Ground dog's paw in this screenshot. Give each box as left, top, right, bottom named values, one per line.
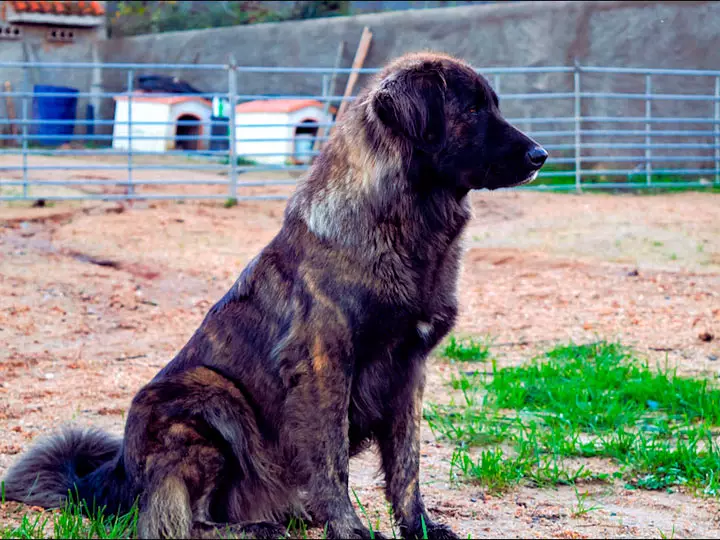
left=402, top=521, right=460, bottom=540
left=425, top=522, right=460, bottom=540
left=327, top=525, right=387, bottom=539
left=230, top=521, right=288, bottom=539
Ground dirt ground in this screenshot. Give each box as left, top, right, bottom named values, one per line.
left=1, top=177, right=719, bottom=538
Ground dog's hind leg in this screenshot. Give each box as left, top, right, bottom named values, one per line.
left=127, top=368, right=291, bottom=539
left=138, top=476, right=193, bottom=539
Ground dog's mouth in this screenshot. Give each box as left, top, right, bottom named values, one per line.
left=513, top=170, right=539, bottom=187
left=484, top=169, right=539, bottom=190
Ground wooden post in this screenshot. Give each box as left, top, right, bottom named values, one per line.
left=3, top=81, right=18, bottom=139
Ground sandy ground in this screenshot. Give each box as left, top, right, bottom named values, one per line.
left=1, top=177, right=719, bottom=538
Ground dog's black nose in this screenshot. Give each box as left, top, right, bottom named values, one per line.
left=526, top=146, right=548, bottom=168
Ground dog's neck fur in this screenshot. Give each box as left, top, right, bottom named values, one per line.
left=286, top=99, right=472, bottom=261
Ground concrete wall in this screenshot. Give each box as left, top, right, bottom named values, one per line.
left=99, top=1, right=720, bottom=95
left=0, top=24, right=105, bottom=142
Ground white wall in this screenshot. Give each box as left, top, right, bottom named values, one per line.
left=235, top=112, right=293, bottom=165
left=112, top=98, right=212, bottom=152
left=235, top=106, right=332, bottom=165
left=112, top=99, right=170, bottom=153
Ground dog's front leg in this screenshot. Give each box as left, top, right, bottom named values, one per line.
left=283, top=341, right=377, bottom=539
left=377, top=362, right=458, bottom=540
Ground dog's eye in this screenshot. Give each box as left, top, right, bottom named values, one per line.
left=467, top=106, right=478, bottom=114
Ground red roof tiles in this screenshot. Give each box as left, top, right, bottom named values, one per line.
left=10, top=1, right=105, bottom=16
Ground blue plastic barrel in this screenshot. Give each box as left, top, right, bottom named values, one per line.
left=31, top=85, right=79, bottom=146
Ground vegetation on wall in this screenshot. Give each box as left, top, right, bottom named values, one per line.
left=107, top=1, right=351, bottom=37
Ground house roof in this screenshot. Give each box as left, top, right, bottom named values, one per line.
left=113, top=93, right=211, bottom=107
left=235, top=99, right=332, bottom=114
left=8, top=1, right=105, bottom=16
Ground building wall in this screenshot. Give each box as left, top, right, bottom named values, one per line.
left=112, top=98, right=212, bottom=152
left=236, top=106, right=331, bottom=165
left=99, top=1, right=720, bottom=98
left=112, top=99, right=171, bottom=153
left=0, top=17, right=106, bottom=142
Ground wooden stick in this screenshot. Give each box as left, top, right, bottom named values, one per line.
left=4, top=81, right=18, bottom=138
left=335, top=26, right=372, bottom=123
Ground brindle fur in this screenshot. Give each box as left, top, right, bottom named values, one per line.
left=3, top=52, right=546, bottom=539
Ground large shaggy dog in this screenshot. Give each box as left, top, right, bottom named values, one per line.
left=3, top=52, right=547, bottom=539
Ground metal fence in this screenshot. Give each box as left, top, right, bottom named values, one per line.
left=1, top=60, right=719, bottom=202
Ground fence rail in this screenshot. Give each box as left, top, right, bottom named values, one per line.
left=1, top=61, right=719, bottom=202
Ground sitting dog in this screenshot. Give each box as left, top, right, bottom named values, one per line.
left=3, top=51, right=547, bottom=539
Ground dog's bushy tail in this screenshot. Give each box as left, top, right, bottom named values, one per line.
left=2, top=427, right=132, bottom=514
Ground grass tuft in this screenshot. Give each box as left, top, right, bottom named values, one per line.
left=441, top=335, right=492, bottom=363
left=1, top=493, right=139, bottom=540
left=426, top=340, right=720, bottom=496
left=487, top=341, right=720, bottom=429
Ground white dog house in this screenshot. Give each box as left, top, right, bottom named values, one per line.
left=112, top=93, right=212, bottom=153
left=234, top=99, right=335, bottom=165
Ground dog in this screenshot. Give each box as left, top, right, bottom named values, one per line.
left=3, top=51, right=547, bottom=539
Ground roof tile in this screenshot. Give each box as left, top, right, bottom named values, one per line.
left=10, top=1, right=105, bottom=16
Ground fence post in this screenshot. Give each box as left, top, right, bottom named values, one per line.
left=227, top=55, right=238, bottom=200
left=574, top=63, right=582, bottom=193
left=715, top=76, right=719, bottom=185
left=21, top=65, right=29, bottom=199
left=645, top=74, right=652, bottom=186
left=126, top=69, right=134, bottom=199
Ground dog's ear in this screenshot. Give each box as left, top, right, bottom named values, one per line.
left=372, top=63, right=447, bottom=153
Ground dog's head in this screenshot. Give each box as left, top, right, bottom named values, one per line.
left=367, top=52, right=547, bottom=191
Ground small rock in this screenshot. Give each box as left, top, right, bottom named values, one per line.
left=699, top=331, right=715, bottom=343
left=627, top=269, right=640, bottom=277
left=470, top=498, right=477, bottom=503
left=709, top=355, right=718, bottom=362
left=43, top=373, right=55, bottom=380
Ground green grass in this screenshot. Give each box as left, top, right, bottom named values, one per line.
left=570, top=486, right=602, bottom=517
left=526, top=160, right=720, bottom=193
left=441, top=335, right=492, bottom=363
left=220, top=155, right=257, bottom=167
left=425, top=341, right=720, bottom=496
left=0, top=492, right=139, bottom=539
left=486, top=342, right=720, bottom=429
